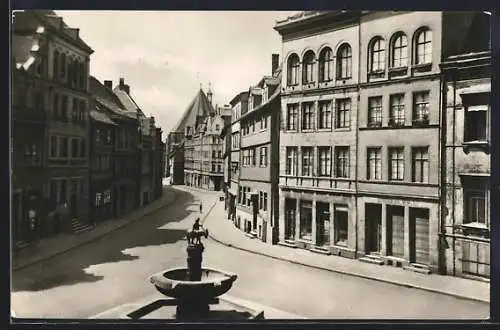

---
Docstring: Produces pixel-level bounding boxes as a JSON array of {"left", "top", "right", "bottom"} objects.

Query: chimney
[
  {"left": 272, "top": 54, "right": 279, "bottom": 75},
  {"left": 124, "top": 84, "right": 130, "bottom": 94},
  {"left": 119, "top": 77, "right": 125, "bottom": 88},
  {"left": 104, "top": 80, "right": 112, "bottom": 89}
]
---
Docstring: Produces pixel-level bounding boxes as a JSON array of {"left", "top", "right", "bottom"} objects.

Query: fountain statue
[{"left": 140, "top": 219, "right": 263, "bottom": 320}]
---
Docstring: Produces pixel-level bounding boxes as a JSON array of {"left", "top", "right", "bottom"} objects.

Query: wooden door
[{"left": 411, "top": 208, "right": 430, "bottom": 264}]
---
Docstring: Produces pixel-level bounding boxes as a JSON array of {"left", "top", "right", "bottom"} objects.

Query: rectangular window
[
  {"left": 263, "top": 192, "right": 268, "bottom": 211},
  {"left": 389, "top": 147, "right": 404, "bottom": 181},
  {"left": 318, "top": 147, "right": 331, "bottom": 177},
  {"left": 286, "top": 147, "right": 298, "bottom": 175},
  {"left": 61, "top": 95, "right": 68, "bottom": 120},
  {"left": 60, "top": 137, "right": 68, "bottom": 158},
  {"left": 260, "top": 147, "right": 268, "bottom": 166},
  {"left": 287, "top": 104, "right": 299, "bottom": 130},
  {"left": 335, "top": 147, "right": 349, "bottom": 178},
  {"left": 465, "top": 104, "right": 489, "bottom": 142},
  {"left": 250, "top": 148, "right": 256, "bottom": 166},
  {"left": 336, "top": 98, "right": 351, "bottom": 129},
  {"left": 299, "top": 200, "right": 313, "bottom": 240},
  {"left": 50, "top": 136, "right": 58, "bottom": 158},
  {"left": 301, "top": 102, "right": 314, "bottom": 130},
  {"left": 390, "top": 94, "right": 405, "bottom": 126},
  {"left": 301, "top": 147, "right": 314, "bottom": 176},
  {"left": 238, "top": 186, "right": 242, "bottom": 204},
  {"left": 79, "top": 100, "right": 86, "bottom": 121},
  {"left": 463, "top": 177, "right": 489, "bottom": 228},
  {"left": 368, "top": 96, "right": 383, "bottom": 127},
  {"left": 413, "top": 91, "right": 430, "bottom": 123},
  {"left": 334, "top": 205, "right": 349, "bottom": 246},
  {"left": 72, "top": 98, "right": 78, "bottom": 123},
  {"left": 367, "top": 147, "right": 382, "bottom": 180},
  {"left": 71, "top": 138, "right": 79, "bottom": 158},
  {"left": 318, "top": 101, "right": 331, "bottom": 129},
  {"left": 53, "top": 93, "right": 59, "bottom": 119},
  {"left": 412, "top": 147, "right": 429, "bottom": 183}
]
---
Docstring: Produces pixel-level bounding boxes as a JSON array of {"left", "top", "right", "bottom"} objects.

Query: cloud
[{"left": 57, "top": 10, "right": 296, "bottom": 136}]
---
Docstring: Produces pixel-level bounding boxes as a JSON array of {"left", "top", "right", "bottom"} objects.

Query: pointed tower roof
[{"left": 171, "top": 88, "right": 215, "bottom": 133}]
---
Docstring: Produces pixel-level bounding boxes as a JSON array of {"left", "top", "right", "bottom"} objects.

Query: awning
[{"left": 458, "top": 83, "right": 490, "bottom": 95}]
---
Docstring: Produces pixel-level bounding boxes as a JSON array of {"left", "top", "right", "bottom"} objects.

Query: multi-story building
[
  {"left": 93, "top": 79, "right": 140, "bottom": 217},
  {"left": 167, "top": 131, "right": 185, "bottom": 185},
  {"left": 236, "top": 56, "right": 281, "bottom": 243},
  {"left": 275, "top": 11, "right": 360, "bottom": 256},
  {"left": 221, "top": 91, "right": 248, "bottom": 222},
  {"left": 273, "top": 11, "right": 489, "bottom": 276},
  {"left": 88, "top": 77, "right": 118, "bottom": 225},
  {"left": 440, "top": 14, "right": 491, "bottom": 280},
  {"left": 13, "top": 11, "right": 94, "bottom": 236},
  {"left": 12, "top": 16, "right": 49, "bottom": 244},
  {"left": 180, "top": 87, "right": 229, "bottom": 191},
  {"left": 222, "top": 91, "right": 248, "bottom": 222}
]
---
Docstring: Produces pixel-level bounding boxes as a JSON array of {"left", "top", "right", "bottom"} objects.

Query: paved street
[{"left": 11, "top": 187, "right": 489, "bottom": 320}]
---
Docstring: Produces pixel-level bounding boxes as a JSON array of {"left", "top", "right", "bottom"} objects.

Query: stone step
[
  {"left": 403, "top": 263, "right": 431, "bottom": 275},
  {"left": 358, "top": 255, "right": 385, "bottom": 265},
  {"left": 245, "top": 233, "right": 256, "bottom": 239},
  {"left": 278, "top": 240, "right": 297, "bottom": 248},
  {"left": 309, "top": 246, "right": 331, "bottom": 255}
]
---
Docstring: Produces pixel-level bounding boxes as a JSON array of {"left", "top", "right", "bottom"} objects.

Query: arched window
[
  {"left": 53, "top": 50, "right": 59, "bottom": 78},
  {"left": 318, "top": 47, "right": 333, "bottom": 82},
  {"left": 302, "top": 51, "right": 315, "bottom": 84},
  {"left": 337, "top": 43, "right": 352, "bottom": 79},
  {"left": 415, "top": 28, "right": 432, "bottom": 64},
  {"left": 287, "top": 54, "right": 300, "bottom": 86},
  {"left": 60, "top": 53, "right": 67, "bottom": 79},
  {"left": 370, "top": 37, "right": 386, "bottom": 72},
  {"left": 391, "top": 33, "right": 408, "bottom": 68}
]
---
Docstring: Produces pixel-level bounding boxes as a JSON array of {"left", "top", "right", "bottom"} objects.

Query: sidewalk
[
  {"left": 12, "top": 188, "right": 179, "bottom": 271},
  {"left": 204, "top": 201, "right": 490, "bottom": 304}
]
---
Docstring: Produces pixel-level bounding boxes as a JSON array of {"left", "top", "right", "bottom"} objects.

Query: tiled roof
[
  {"left": 90, "top": 110, "right": 117, "bottom": 125},
  {"left": 89, "top": 76, "right": 137, "bottom": 120},
  {"left": 113, "top": 87, "right": 145, "bottom": 117},
  {"left": 171, "top": 89, "right": 215, "bottom": 133}
]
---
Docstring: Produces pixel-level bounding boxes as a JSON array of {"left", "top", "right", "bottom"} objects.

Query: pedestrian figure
[{"left": 199, "top": 203, "right": 203, "bottom": 213}]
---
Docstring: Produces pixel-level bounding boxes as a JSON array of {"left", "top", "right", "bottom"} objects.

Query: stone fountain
[{"left": 92, "top": 224, "right": 264, "bottom": 320}]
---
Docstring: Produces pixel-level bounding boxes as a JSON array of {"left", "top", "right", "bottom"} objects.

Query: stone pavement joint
[
  {"left": 12, "top": 188, "right": 180, "bottom": 272},
  {"left": 203, "top": 201, "right": 490, "bottom": 304}
]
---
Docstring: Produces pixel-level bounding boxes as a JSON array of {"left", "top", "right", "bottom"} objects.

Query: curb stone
[
  {"left": 203, "top": 206, "right": 489, "bottom": 304},
  {"left": 13, "top": 190, "right": 180, "bottom": 272}
]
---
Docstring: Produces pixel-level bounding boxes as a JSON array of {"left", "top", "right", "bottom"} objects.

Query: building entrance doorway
[
  {"left": 365, "top": 203, "right": 382, "bottom": 254},
  {"left": 410, "top": 207, "right": 430, "bottom": 265},
  {"left": 316, "top": 202, "right": 330, "bottom": 247}
]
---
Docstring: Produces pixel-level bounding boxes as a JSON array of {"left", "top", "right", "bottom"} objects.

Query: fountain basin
[{"left": 149, "top": 267, "right": 238, "bottom": 302}]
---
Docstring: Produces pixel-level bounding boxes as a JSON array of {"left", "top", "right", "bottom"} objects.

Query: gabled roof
[
  {"left": 89, "top": 76, "right": 137, "bottom": 120},
  {"left": 113, "top": 87, "right": 144, "bottom": 117},
  {"left": 12, "top": 35, "right": 38, "bottom": 70},
  {"left": 171, "top": 89, "right": 215, "bottom": 133}
]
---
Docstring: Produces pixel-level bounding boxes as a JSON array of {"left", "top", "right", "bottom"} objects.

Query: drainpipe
[
  {"left": 438, "top": 67, "right": 447, "bottom": 275},
  {"left": 451, "top": 70, "right": 457, "bottom": 276},
  {"left": 354, "top": 15, "right": 361, "bottom": 257}
]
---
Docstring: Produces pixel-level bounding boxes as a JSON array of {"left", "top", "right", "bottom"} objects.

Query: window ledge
[
  {"left": 389, "top": 66, "right": 408, "bottom": 73},
  {"left": 460, "top": 223, "right": 490, "bottom": 238},
  {"left": 462, "top": 141, "right": 490, "bottom": 154},
  {"left": 412, "top": 63, "right": 432, "bottom": 73}
]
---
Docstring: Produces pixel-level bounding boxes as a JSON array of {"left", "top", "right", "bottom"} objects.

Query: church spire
[{"left": 207, "top": 81, "right": 213, "bottom": 105}]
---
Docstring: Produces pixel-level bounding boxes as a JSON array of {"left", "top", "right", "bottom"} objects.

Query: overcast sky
[{"left": 56, "top": 11, "right": 295, "bottom": 136}]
